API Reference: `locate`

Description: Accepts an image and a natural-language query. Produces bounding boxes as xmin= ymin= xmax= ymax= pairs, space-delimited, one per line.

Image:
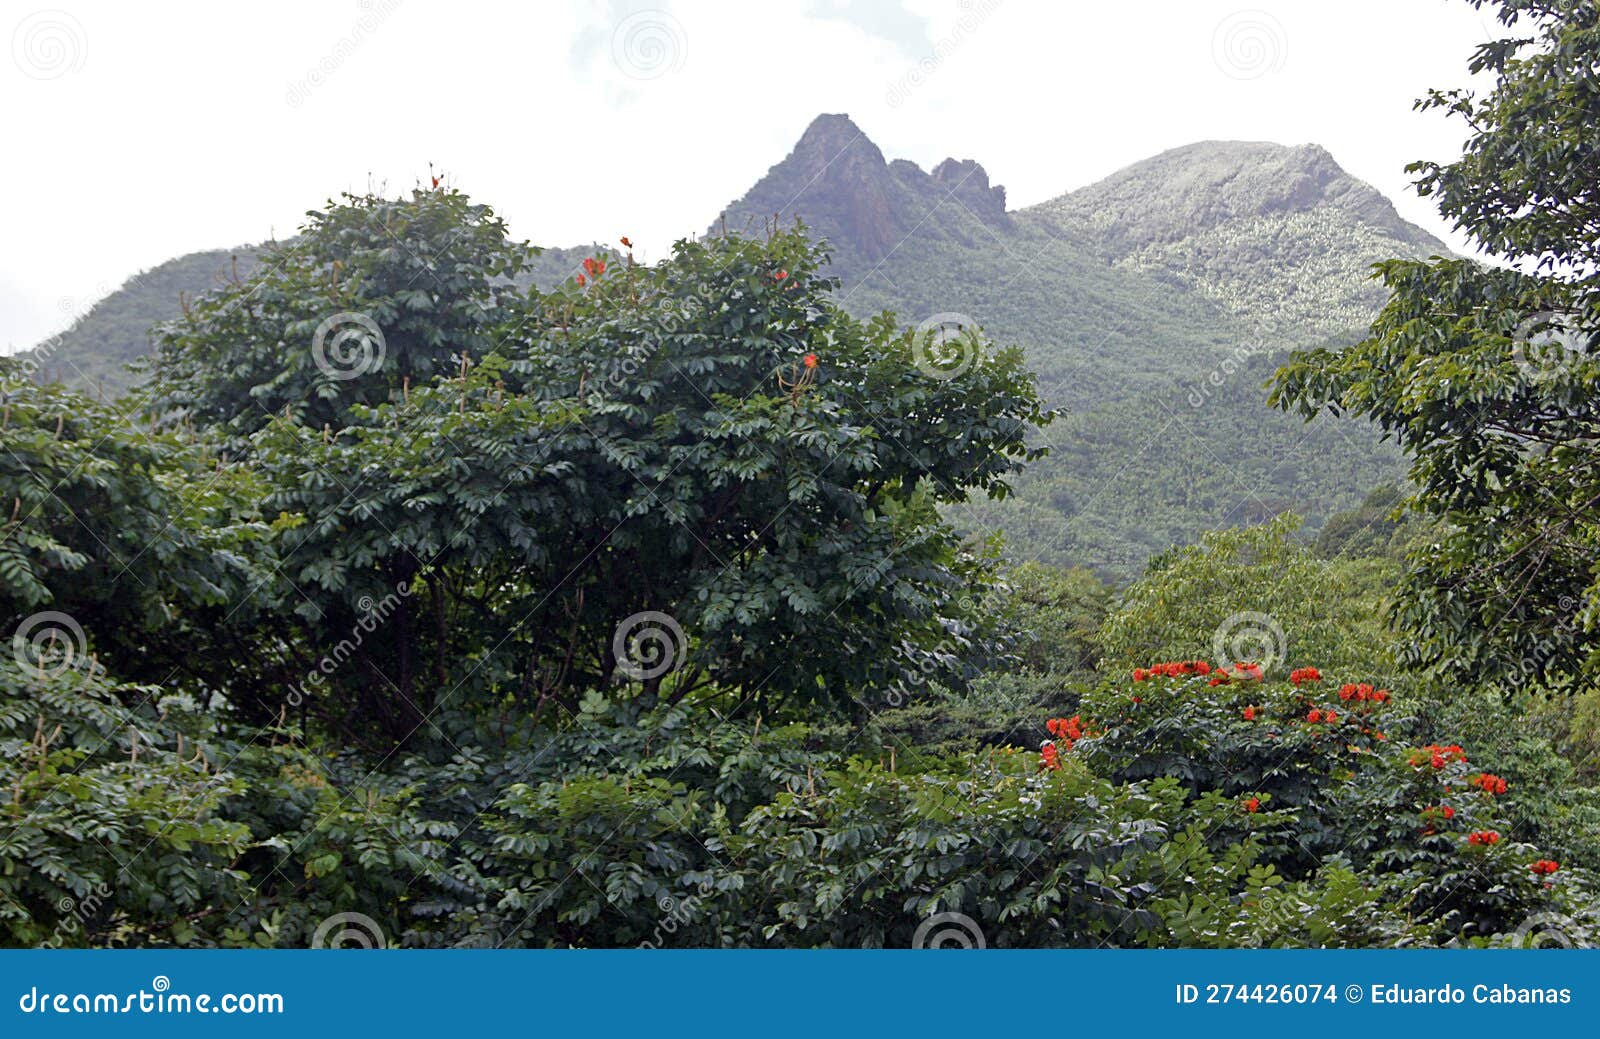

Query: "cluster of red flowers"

xmin=1470 ymin=772 xmax=1508 ymax=796
xmin=1207 ymin=661 xmax=1264 ymax=686
xmin=1338 ymin=683 xmax=1391 ymax=703
xmin=1046 ymin=716 xmax=1084 ymax=743
xmin=1305 ymin=708 xmax=1339 ymax=724
xmin=1289 ymin=667 xmax=1321 ymax=685
xmin=1409 ymin=744 xmax=1468 ymax=769
xmin=1243 ymin=797 xmax=1261 ymax=814
xmin=1041 ymin=715 xmax=1085 ymax=770
xmin=1132 ymin=660 xmax=1212 ymax=681
xmin=1242 ymin=706 xmax=1259 ymax=721
xmin=802 ymin=352 xmax=818 ymax=370
xmin=575 ymin=255 xmax=608 ymax=287
xmin=1404 ymin=741 xmax=1550 ymax=862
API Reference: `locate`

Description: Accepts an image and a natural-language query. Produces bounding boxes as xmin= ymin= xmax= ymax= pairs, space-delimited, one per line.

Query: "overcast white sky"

xmin=2 ymin=0 xmax=1498 ymax=352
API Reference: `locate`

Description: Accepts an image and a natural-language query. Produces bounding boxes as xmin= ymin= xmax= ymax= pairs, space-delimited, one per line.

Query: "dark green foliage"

xmin=0 ymin=658 xmax=252 ymax=947
xmin=0 ymin=366 xmax=270 ymax=689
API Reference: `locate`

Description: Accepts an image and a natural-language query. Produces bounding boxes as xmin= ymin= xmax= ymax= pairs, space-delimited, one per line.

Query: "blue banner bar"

xmin=3 ymin=950 xmax=1596 ymax=1035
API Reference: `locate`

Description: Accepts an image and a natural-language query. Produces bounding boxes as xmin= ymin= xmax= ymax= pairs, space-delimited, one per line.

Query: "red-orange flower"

xmin=1040 ymin=742 xmax=1061 ymax=771
xmin=1466 ymin=830 xmax=1501 ymax=847
xmin=802 ymin=353 xmax=818 ymax=369
xmin=620 ymin=235 xmax=632 ymax=248
xmin=1410 ymin=743 xmax=1467 ymax=769
xmin=1243 ymin=797 xmax=1261 ymax=813
xmin=582 ymin=256 xmax=606 ymax=280
xmin=576 ymin=273 xmax=586 ymax=287
xmin=1242 ymin=706 xmax=1257 ymax=721
xmin=1290 ymin=667 xmax=1321 ymax=685
xmin=1471 ymin=772 xmax=1508 ymax=796
xmin=1530 ymin=859 xmax=1560 ymax=875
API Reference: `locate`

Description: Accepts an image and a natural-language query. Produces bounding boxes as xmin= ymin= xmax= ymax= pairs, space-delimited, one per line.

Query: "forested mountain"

xmin=713 ymin=115 xmax=1442 ymax=574
xmin=17 ymin=114 xmax=1447 ymax=576
xmin=22 ymin=247 xmax=261 ymax=394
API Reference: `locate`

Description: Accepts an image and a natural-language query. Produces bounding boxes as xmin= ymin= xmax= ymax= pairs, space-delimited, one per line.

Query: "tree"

xmin=147 ymin=187 xmax=537 ymax=445
xmin=1098 ymin=515 xmax=1399 ymax=680
xmin=1272 ymin=0 xmax=1600 ymax=689
xmin=149 ymin=188 xmax=1056 ymax=746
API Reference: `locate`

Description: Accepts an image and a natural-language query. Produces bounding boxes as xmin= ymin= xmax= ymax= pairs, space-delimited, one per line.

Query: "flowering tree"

xmin=147 ymin=189 xmax=1056 ymax=744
